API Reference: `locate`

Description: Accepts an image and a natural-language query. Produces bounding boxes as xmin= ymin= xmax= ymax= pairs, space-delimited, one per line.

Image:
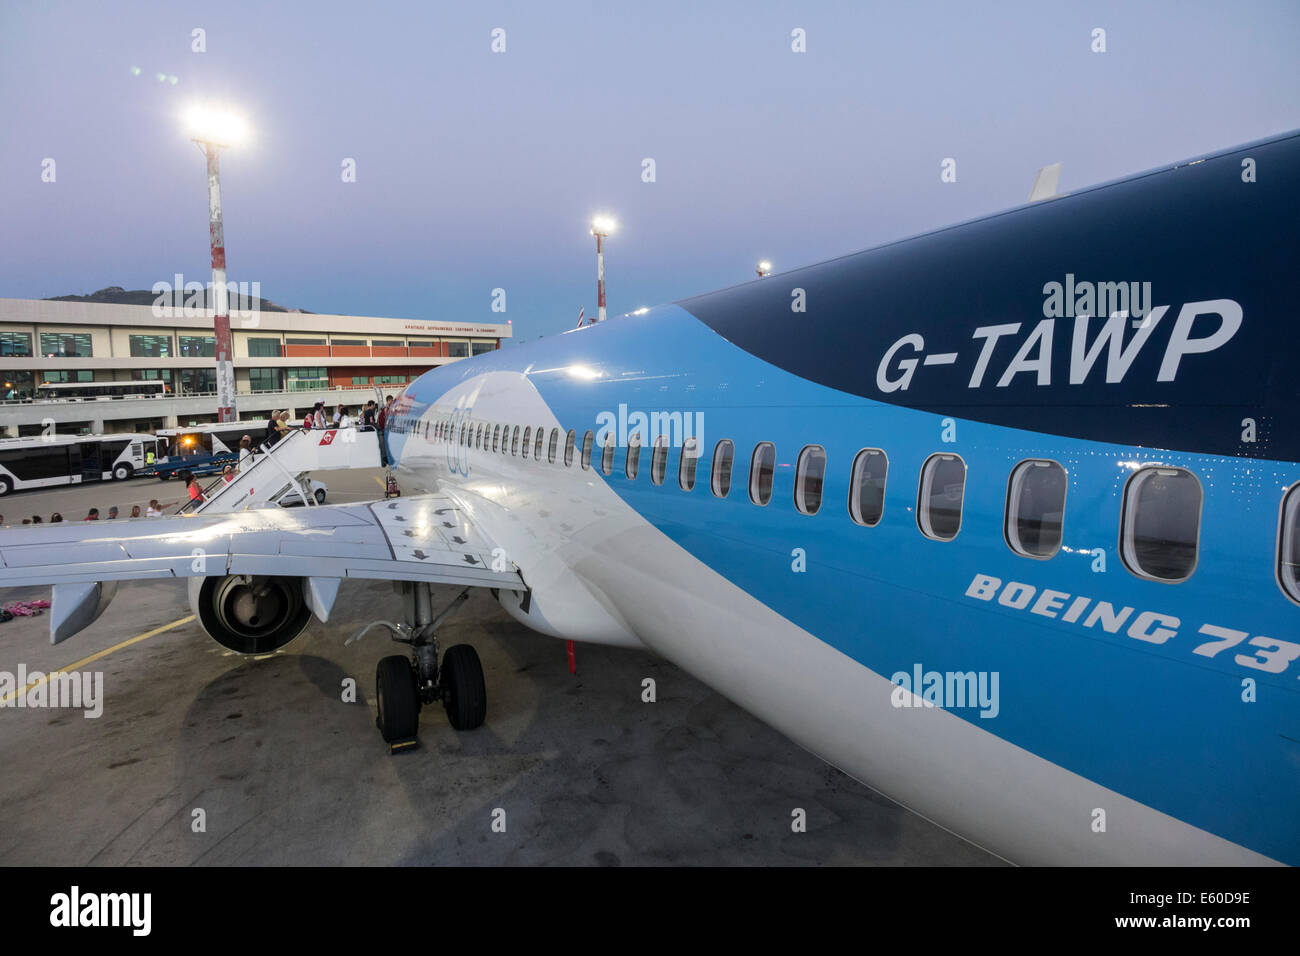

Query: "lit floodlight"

xmin=183 ymin=104 xmax=249 ymax=148
xmin=590 ymin=216 xmax=616 ymax=236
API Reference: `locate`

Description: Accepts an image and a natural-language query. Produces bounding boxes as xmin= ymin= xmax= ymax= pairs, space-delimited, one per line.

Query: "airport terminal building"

xmin=0 ymin=298 xmax=510 ymax=436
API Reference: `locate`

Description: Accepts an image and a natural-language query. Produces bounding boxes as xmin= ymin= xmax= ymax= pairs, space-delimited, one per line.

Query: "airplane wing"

xmin=0 ymin=495 xmax=525 ymax=641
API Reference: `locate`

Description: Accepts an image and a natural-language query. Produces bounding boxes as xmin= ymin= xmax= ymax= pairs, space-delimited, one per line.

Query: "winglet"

xmin=1028 ymin=162 xmax=1063 ymax=202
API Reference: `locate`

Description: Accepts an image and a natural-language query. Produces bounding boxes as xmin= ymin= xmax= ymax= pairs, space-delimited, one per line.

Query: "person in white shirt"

xmin=338 ymin=407 xmax=352 ymax=428
xmin=239 ymin=436 xmax=253 ymax=469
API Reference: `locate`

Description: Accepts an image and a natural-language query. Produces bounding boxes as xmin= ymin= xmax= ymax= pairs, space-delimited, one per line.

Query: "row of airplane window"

xmin=416 ymin=416 xmax=1300 ymax=606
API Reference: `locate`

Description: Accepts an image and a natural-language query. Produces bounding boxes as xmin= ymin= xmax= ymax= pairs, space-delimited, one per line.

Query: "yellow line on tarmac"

xmin=373 ymin=475 xmax=386 ymax=489
xmin=0 ymin=614 xmax=195 ymax=705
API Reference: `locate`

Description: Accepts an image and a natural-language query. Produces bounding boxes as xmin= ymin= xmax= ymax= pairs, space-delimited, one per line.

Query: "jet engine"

xmin=188 ymin=575 xmax=314 ymax=655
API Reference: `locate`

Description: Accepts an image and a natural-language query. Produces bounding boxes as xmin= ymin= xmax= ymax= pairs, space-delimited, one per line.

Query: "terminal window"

xmin=247 ymin=337 xmax=282 ymax=357
xmin=179 ymin=335 xmax=215 ymax=357
xmin=447 ymin=341 xmax=470 ymax=358
xmin=287 ymin=367 xmax=327 ymax=390
xmin=129 ymin=334 xmax=174 ymax=358
xmin=44 ymin=370 xmax=95 ymax=384
xmin=472 ymin=342 xmax=496 ymax=355
xmin=0 ymin=331 xmax=32 ymax=357
xmin=40 ymin=332 xmax=93 ymax=357
xmin=249 ymin=368 xmax=282 ymax=392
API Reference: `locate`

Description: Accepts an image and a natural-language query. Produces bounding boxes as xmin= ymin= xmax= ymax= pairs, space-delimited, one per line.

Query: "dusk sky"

xmin=2 ymin=1 xmax=1297 ymax=343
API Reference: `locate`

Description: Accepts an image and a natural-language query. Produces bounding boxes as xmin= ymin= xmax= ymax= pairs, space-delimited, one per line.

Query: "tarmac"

xmin=0 ymin=467 xmax=1001 ymax=865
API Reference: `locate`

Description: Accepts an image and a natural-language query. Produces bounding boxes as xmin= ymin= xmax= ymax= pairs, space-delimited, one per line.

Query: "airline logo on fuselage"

xmin=876 ymin=298 xmax=1242 ymax=393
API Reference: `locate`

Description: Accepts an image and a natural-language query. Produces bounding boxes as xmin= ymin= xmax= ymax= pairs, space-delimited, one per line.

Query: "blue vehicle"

xmin=144 ymin=423 xmax=256 ymax=480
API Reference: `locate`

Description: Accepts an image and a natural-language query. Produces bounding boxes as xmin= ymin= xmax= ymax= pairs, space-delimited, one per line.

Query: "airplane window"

xmin=1121 ymin=466 xmax=1202 ymax=582
xmin=581 ymin=430 xmax=595 ymax=470
xmin=794 ymin=445 xmax=826 ymax=515
xmin=534 ymin=427 xmax=545 ymax=459
xmin=848 ymin=449 xmax=888 ymax=526
xmin=522 ymin=427 xmax=532 ymax=459
xmin=651 ymin=435 xmax=669 ymax=485
xmin=424 ymin=421 xmax=429 ymax=441
xmin=601 ymin=432 xmax=615 ymax=475
xmin=477 ymin=424 xmax=484 ymax=449
xmin=749 ymin=442 xmax=775 ymax=506
xmin=564 ymin=429 xmax=576 ymax=466
xmin=679 ymin=437 xmax=699 ymax=491
xmin=711 ymin=440 xmax=734 ymax=498
xmin=492 ymin=425 xmax=500 ymax=453
xmin=626 ymin=432 xmax=642 ymax=479
xmin=511 ymin=426 xmax=520 ymax=456
xmin=1279 ymin=484 xmax=1300 ymax=605
xmin=1006 ymin=459 xmax=1067 ymax=558
xmin=548 ymin=428 xmax=559 ymax=463
xmin=917 ymin=454 xmax=966 ymax=541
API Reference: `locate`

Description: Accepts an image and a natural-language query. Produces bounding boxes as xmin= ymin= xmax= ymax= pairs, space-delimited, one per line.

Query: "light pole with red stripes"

xmin=185 ymin=106 xmax=247 ymax=422
xmin=590 ymin=216 xmax=616 ymax=322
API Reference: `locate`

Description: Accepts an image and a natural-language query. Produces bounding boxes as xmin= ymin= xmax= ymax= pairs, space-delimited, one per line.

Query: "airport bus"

xmin=147 ymin=422 xmax=264 ymax=480
xmin=0 ymin=433 xmax=158 ymax=497
xmin=33 ymin=380 xmax=171 ymax=402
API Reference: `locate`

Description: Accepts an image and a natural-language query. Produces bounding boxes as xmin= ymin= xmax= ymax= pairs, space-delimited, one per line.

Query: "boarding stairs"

xmin=185 ymin=426 xmax=383 ymax=515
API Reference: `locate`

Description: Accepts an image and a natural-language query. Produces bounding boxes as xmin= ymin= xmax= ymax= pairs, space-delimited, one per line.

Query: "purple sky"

xmin=2 ymin=0 xmax=1297 ymax=342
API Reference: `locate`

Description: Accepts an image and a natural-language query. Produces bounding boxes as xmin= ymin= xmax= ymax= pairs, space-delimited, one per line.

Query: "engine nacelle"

xmin=188 ymin=575 xmax=314 ymax=655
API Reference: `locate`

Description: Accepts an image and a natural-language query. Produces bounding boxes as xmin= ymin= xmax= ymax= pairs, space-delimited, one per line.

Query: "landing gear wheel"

xmin=375 ymin=655 xmax=420 ymax=742
xmin=313 ymin=487 xmax=327 ymax=505
xmin=440 ymin=644 xmax=486 ymax=730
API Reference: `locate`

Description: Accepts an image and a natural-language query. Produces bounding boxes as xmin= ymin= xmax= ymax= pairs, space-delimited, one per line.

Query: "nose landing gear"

xmin=354 ymin=585 xmax=486 ymax=752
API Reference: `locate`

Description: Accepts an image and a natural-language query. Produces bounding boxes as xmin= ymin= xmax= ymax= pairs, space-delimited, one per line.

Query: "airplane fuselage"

xmin=383 ymin=130 xmax=1300 ymax=865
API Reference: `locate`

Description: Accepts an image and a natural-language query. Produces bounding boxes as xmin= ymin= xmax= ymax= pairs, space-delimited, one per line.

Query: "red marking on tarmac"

xmin=566 ymin=640 xmax=576 ymax=675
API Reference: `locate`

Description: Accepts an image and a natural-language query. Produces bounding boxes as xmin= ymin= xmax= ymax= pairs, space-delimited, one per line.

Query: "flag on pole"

xmin=575 ymin=306 xmax=585 ymax=328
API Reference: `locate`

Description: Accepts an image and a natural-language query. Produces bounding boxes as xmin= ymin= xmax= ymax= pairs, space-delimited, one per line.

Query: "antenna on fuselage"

xmin=1028 ymin=162 xmax=1063 ymax=201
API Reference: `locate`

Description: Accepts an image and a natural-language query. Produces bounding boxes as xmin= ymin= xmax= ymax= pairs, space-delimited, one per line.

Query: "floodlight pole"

xmin=197 ymin=140 xmax=237 ymax=422
xmin=594 ymin=231 xmax=607 ymax=323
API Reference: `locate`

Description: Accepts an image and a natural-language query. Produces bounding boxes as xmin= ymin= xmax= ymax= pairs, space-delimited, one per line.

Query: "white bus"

xmin=0 ymin=433 xmax=159 ymax=497
xmin=33 ymin=380 xmax=171 ymax=402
